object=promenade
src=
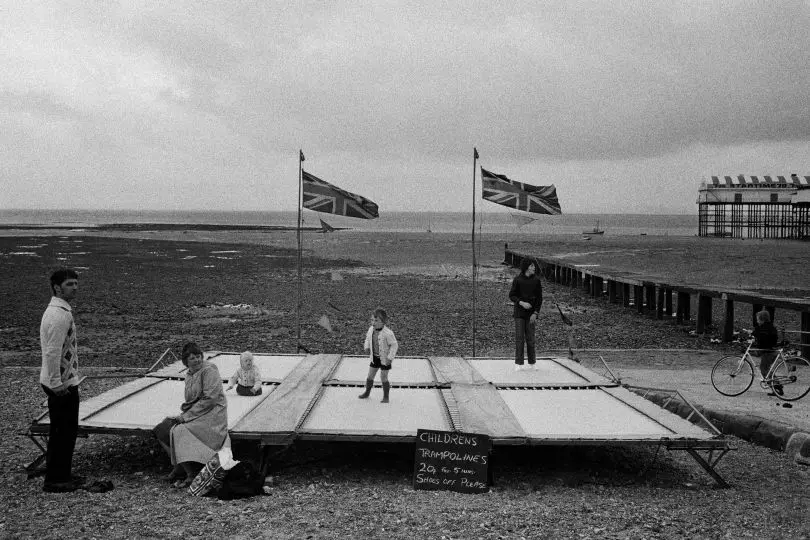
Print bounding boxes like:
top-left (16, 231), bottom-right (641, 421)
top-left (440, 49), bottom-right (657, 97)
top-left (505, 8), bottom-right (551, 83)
top-left (564, 349), bottom-right (810, 463)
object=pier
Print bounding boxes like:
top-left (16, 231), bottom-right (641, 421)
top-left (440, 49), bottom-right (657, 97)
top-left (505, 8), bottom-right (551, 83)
top-left (503, 249), bottom-right (810, 360)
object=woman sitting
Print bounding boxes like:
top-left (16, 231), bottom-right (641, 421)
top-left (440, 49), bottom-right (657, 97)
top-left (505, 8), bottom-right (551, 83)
top-left (155, 342), bottom-right (230, 488)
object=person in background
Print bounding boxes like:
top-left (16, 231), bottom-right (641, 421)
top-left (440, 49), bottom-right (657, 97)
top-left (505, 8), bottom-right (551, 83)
top-left (155, 342), bottom-right (230, 488)
top-left (39, 268), bottom-right (84, 493)
top-left (358, 308), bottom-right (398, 403)
top-left (751, 309), bottom-right (783, 396)
top-left (226, 351), bottom-right (263, 396)
top-left (509, 259), bottom-right (543, 371)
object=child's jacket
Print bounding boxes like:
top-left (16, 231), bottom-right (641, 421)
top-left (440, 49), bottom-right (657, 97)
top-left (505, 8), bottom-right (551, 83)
top-left (364, 325), bottom-right (398, 365)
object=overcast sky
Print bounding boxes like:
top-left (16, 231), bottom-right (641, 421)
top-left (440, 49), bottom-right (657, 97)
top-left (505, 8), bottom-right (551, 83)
top-left (2, 1), bottom-right (809, 214)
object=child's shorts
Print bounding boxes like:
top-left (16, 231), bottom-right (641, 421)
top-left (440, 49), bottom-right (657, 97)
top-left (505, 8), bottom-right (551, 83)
top-left (370, 355), bottom-right (392, 371)
top-left (236, 384), bottom-right (262, 396)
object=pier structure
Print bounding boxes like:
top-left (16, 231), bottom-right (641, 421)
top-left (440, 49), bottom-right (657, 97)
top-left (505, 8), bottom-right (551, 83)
top-left (503, 249), bottom-right (810, 360)
top-left (697, 174), bottom-right (810, 239)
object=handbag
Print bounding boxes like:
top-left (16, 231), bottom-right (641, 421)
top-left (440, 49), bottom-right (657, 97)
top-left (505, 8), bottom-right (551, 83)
top-left (188, 447), bottom-right (240, 497)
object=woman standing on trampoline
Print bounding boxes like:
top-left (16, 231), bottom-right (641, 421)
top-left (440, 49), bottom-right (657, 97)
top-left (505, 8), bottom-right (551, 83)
top-left (155, 342), bottom-right (230, 488)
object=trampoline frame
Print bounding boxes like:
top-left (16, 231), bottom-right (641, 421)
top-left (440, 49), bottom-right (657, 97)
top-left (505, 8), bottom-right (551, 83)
top-left (23, 352), bottom-right (732, 487)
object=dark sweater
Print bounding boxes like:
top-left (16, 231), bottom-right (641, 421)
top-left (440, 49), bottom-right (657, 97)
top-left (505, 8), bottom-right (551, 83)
top-left (752, 321), bottom-right (778, 351)
top-left (509, 273), bottom-right (543, 319)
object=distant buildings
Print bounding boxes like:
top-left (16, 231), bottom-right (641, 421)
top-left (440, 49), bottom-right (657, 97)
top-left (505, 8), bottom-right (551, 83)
top-left (697, 174), bottom-right (810, 239)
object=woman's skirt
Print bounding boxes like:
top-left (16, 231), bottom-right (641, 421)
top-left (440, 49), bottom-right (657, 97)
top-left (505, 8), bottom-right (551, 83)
top-left (170, 424), bottom-right (231, 465)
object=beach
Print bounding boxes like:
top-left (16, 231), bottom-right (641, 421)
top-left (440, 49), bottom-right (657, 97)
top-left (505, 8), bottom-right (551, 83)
top-left (1, 229), bottom-right (808, 370)
top-left (2, 228), bottom-right (810, 538)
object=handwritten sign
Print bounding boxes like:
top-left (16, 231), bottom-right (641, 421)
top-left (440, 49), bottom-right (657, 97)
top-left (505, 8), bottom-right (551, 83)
top-left (413, 429), bottom-right (491, 494)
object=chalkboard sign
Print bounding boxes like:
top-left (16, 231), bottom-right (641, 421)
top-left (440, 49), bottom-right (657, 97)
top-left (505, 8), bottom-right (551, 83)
top-left (413, 429), bottom-right (491, 494)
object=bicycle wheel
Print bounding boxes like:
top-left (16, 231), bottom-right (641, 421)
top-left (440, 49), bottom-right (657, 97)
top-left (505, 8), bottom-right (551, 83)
top-left (771, 356), bottom-right (810, 401)
top-left (711, 355), bottom-right (754, 396)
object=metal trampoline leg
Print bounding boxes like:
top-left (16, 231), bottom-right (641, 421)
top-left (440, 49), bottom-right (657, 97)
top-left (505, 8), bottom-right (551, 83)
top-left (23, 433), bottom-right (48, 478)
top-left (686, 448), bottom-right (730, 488)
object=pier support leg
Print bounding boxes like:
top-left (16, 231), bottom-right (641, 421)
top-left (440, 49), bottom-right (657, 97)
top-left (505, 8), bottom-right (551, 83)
top-left (656, 288), bottom-right (665, 320)
top-left (645, 285), bottom-right (656, 313)
top-left (676, 292), bottom-right (691, 324)
top-left (622, 284), bottom-right (631, 307)
top-left (583, 275), bottom-right (591, 294)
top-left (608, 281), bottom-right (617, 303)
top-left (665, 289), bottom-right (673, 317)
top-left (722, 296), bottom-right (735, 342)
top-left (635, 286), bottom-right (644, 313)
top-left (696, 294), bottom-right (712, 334)
top-left (593, 277), bottom-right (603, 298)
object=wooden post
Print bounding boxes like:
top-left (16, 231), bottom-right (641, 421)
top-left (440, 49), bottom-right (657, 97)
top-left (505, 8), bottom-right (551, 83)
top-left (594, 277), bottom-right (603, 298)
top-left (665, 289), bottom-right (673, 317)
top-left (801, 312), bottom-right (810, 360)
top-left (752, 303), bottom-right (762, 327)
top-left (677, 292), bottom-right (691, 323)
top-left (656, 288), bottom-right (665, 320)
top-left (608, 281), bottom-right (617, 303)
top-left (645, 285), bottom-right (656, 312)
top-left (622, 284), bottom-right (631, 307)
top-left (583, 274), bottom-right (591, 294)
top-left (696, 294), bottom-right (712, 334)
top-left (722, 294), bottom-right (734, 342)
top-left (635, 286), bottom-right (644, 313)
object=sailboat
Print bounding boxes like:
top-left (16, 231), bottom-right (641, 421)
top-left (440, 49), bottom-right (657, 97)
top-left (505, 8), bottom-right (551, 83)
top-left (582, 219), bottom-right (605, 236)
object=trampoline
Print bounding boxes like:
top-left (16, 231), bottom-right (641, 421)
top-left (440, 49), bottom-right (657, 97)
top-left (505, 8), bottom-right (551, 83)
top-left (26, 352), bottom-right (731, 486)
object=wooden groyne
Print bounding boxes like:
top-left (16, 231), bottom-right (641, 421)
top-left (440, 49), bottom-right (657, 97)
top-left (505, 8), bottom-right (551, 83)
top-left (504, 249), bottom-right (810, 359)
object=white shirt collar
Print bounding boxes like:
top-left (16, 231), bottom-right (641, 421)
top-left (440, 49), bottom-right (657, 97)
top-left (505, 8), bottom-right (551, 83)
top-left (49, 296), bottom-right (72, 311)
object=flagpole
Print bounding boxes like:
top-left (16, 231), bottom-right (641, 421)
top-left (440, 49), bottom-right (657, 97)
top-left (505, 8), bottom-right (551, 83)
top-left (297, 150), bottom-right (304, 353)
top-left (472, 147), bottom-right (479, 357)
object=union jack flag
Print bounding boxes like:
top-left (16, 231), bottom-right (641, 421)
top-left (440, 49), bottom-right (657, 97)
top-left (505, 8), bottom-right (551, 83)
top-left (481, 168), bottom-right (561, 215)
top-left (302, 170), bottom-right (379, 219)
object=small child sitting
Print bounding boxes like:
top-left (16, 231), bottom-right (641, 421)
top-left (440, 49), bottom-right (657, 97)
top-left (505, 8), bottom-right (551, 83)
top-left (226, 351), bottom-right (263, 396)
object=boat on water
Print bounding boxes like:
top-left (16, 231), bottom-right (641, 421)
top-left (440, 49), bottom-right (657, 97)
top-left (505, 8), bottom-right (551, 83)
top-left (582, 220), bottom-right (605, 236)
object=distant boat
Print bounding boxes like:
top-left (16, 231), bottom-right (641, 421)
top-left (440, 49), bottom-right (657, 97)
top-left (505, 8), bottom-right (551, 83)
top-left (582, 220), bottom-right (605, 236)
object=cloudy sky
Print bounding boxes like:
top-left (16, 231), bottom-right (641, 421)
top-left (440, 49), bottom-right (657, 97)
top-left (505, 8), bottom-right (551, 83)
top-left (2, 1), bottom-right (809, 214)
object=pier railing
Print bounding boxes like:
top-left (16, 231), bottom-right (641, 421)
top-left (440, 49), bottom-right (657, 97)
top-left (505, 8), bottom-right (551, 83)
top-left (504, 248), bottom-right (810, 359)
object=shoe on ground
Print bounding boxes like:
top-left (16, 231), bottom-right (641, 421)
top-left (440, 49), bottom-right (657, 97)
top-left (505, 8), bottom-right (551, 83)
top-left (43, 480), bottom-right (79, 493)
top-left (514, 365), bottom-right (524, 372)
top-left (529, 364), bottom-right (538, 370)
top-left (774, 385), bottom-right (784, 396)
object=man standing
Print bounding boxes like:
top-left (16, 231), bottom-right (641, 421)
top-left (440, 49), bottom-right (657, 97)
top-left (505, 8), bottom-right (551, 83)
top-left (40, 268), bottom-right (82, 493)
top-left (509, 260), bottom-right (543, 371)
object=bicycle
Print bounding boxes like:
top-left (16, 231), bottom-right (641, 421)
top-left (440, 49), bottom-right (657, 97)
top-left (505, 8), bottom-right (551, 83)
top-left (711, 340), bottom-right (810, 401)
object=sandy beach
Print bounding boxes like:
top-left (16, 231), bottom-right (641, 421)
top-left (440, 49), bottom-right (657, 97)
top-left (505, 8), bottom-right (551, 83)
top-left (3, 229), bottom-right (810, 538)
top-left (1, 229), bottom-right (807, 370)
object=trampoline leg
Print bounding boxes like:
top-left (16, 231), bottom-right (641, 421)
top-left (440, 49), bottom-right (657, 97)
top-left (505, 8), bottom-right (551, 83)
top-left (487, 449), bottom-right (496, 487)
top-left (685, 449), bottom-right (730, 488)
top-left (23, 433), bottom-right (48, 478)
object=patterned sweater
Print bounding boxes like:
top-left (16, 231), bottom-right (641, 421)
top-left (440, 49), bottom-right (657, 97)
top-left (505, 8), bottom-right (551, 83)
top-left (39, 297), bottom-right (79, 390)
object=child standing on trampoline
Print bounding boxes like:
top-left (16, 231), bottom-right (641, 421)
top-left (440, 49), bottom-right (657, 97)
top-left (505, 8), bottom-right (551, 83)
top-left (359, 308), bottom-right (398, 403)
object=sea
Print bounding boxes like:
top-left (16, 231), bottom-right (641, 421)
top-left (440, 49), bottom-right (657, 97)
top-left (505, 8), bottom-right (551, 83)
top-left (0, 209), bottom-right (697, 237)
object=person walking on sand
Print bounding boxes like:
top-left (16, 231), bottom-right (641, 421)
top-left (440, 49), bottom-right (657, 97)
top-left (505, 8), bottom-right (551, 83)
top-left (509, 259), bottom-right (543, 371)
top-left (39, 268), bottom-right (84, 493)
top-left (358, 308), bottom-right (398, 403)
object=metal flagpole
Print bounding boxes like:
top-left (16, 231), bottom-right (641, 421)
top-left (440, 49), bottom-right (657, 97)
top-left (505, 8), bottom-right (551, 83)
top-left (472, 147), bottom-right (479, 357)
top-left (297, 150), bottom-right (304, 352)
